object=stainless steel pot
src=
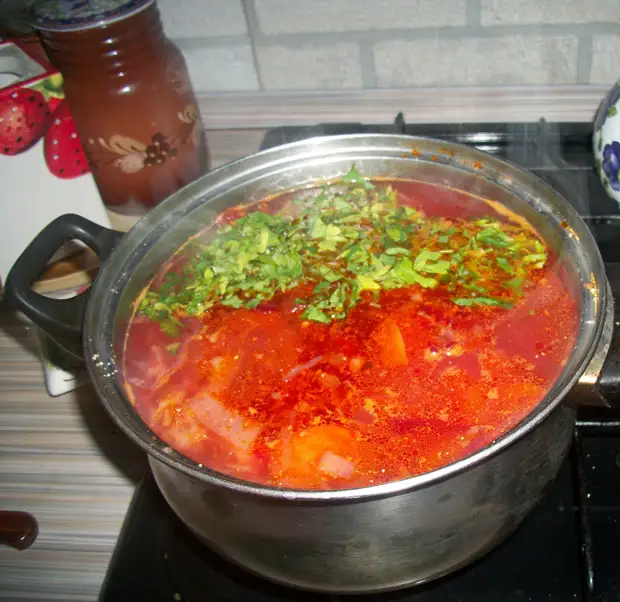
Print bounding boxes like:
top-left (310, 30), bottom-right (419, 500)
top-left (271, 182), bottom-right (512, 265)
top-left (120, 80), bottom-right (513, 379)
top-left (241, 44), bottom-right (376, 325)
top-left (4, 134), bottom-right (617, 594)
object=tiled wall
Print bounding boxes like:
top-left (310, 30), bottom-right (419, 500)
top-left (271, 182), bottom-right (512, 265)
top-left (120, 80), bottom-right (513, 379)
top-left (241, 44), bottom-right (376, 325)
top-left (160, 0), bottom-right (620, 92)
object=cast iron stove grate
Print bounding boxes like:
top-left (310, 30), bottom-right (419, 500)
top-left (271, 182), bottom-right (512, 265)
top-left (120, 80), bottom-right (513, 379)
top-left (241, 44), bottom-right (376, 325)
top-left (99, 116), bottom-right (620, 602)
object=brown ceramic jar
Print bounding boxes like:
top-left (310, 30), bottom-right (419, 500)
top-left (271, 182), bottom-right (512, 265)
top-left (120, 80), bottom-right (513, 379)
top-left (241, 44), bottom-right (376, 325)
top-left (33, 0), bottom-right (209, 228)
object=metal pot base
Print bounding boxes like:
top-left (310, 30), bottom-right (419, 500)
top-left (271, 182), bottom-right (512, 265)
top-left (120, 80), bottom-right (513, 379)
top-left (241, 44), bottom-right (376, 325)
top-left (149, 404), bottom-right (574, 594)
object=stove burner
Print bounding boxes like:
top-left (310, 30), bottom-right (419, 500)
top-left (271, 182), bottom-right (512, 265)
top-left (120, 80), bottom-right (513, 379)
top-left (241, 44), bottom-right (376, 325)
top-left (99, 117), bottom-right (620, 602)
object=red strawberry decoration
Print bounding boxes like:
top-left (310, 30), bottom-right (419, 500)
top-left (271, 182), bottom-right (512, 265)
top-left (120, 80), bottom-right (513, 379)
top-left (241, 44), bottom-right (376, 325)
top-left (0, 88), bottom-right (52, 155)
top-left (44, 101), bottom-right (90, 179)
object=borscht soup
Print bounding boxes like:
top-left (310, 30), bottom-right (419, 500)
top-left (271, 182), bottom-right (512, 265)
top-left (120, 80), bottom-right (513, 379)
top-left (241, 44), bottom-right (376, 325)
top-left (123, 166), bottom-right (579, 490)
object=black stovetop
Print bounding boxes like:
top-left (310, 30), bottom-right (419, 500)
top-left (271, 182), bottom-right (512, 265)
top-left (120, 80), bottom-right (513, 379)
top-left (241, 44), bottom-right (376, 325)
top-left (99, 118), bottom-right (620, 602)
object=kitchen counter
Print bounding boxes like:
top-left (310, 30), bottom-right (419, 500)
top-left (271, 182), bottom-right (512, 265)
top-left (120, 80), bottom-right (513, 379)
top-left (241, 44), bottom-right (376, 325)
top-left (0, 129), bottom-right (266, 602)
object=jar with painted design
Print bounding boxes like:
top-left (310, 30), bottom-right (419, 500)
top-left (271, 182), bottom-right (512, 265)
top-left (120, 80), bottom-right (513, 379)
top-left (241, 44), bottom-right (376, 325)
top-left (32, 0), bottom-right (209, 230)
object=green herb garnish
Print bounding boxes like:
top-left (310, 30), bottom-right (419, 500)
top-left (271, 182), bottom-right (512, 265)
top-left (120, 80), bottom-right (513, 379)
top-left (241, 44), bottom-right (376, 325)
top-left (139, 165), bottom-right (548, 332)
top-left (452, 297), bottom-right (514, 308)
top-left (166, 342), bottom-right (181, 354)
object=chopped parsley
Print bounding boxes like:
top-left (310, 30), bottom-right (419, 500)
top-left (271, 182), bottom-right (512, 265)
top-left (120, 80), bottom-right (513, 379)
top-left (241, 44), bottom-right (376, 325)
top-left (139, 165), bottom-right (548, 332)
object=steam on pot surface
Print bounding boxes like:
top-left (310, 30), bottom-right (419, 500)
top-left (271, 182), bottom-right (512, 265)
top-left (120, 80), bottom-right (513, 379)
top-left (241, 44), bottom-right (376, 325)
top-left (118, 165), bottom-right (580, 491)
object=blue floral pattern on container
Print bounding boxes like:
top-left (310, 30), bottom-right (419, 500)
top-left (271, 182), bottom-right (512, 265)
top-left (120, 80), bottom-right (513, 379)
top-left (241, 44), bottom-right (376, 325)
top-left (602, 142), bottom-right (620, 191)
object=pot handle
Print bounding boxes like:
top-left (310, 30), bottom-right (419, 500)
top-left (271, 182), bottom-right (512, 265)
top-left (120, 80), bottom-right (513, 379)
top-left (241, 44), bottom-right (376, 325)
top-left (3, 214), bottom-right (123, 357)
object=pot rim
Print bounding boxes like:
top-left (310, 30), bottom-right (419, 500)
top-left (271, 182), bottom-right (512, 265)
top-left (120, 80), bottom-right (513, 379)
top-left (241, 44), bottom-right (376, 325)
top-left (84, 133), bottom-right (608, 502)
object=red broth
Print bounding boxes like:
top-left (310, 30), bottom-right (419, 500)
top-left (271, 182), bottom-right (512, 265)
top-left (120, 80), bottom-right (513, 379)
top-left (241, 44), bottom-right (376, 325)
top-left (122, 177), bottom-right (579, 490)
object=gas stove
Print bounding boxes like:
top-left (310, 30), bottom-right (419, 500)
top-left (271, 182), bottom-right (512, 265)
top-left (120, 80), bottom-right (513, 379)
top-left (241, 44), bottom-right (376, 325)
top-left (99, 118), bottom-right (620, 602)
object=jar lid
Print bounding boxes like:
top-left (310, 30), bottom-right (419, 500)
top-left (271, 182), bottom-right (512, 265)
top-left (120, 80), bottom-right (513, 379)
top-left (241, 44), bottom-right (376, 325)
top-left (32, 0), bottom-right (155, 32)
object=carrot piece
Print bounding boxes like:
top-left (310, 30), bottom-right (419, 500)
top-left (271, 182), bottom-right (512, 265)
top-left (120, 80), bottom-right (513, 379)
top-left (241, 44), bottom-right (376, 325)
top-left (276, 424), bottom-right (357, 487)
top-left (373, 318), bottom-right (408, 367)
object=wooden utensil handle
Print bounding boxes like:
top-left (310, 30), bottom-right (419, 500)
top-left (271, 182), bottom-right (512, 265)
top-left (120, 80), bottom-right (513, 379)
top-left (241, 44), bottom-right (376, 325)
top-left (0, 511), bottom-right (38, 550)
